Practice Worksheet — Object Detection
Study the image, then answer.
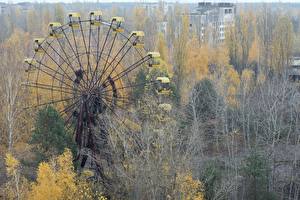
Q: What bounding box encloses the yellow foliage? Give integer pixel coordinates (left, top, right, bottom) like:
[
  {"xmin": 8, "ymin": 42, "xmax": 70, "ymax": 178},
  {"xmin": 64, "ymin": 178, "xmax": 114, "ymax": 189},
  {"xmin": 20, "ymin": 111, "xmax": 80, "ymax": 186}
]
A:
[
  {"xmin": 241, "ymin": 68, "xmax": 255, "ymax": 93},
  {"xmin": 157, "ymin": 33, "xmax": 169, "ymax": 64},
  {"xmin": 177, "ymin": 172, "xmax": 205, "ymax": 200},
  {"xmin": 226, "ymin": 11, "xmax": 255, "ymax": 68},
  {"xmin": 4, "ymin": 153, "xmax": 29, "ymax": 200},
  {"xmin": 30, "ymin": 162, "xmax": 62, "ymax": 200},
  {"xmin": 29, "ymin": 149, "xmax": 107, "ymax": 200},
  {"xmin": 227, "ymin": 85, "xmax": 237, "ymax": 96},
  {"xmin": 225, "ymin": 24, "xmax": 241, "ymax": 65},
  {"xmin": 156, "ymin": 32, "xmax": 173, "ymax": 75},
  {"xmin": 76, "ymin": 178, "xmax": 99, "ymax": 200},
  {"xmin": 185, "ymin": 36, "xmax": 209, "ymax": 81},
  {"xmin": 75, "ymin": 170, "xmax": 107, "ymax": 200},
  {"xmin": 56, "ymin": 149, "xmax": 77, "ymax": 193},
  {"xmin": 271, "ymin": 15, "xmax": 294, "ymax": 73},
  {"xmin": 29, "ymin": 149, "xmax": 76, "ymax": 200},
  {"xmin": 241, "ymin": 69, "xmax": 254, "ymax": 83},
  {"xmin": 5, "ymin": 153, "xmax": 20, "ymax": 176},
  {"xmin": 225, "ymin": 66, "xmax": 240, "ymax": 107},
  {"xmin": 209, "ymin": 44, "xmax": 230, "ymax": 68},
  {"xmin": 214, "ymin": 66, "xmax": 240, "ymax": 107},
  {"xmin": 181, "ymin": 36, "xmax": 210, "ymax": 103},
  {"xmin": 248, "ymin": 36, "xmax": 259, "ymax": 64}
]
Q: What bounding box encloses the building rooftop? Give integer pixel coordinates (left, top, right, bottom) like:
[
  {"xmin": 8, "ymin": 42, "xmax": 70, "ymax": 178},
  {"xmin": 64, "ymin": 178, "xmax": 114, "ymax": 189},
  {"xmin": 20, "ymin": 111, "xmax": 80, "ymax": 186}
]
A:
[
  {"xmin": 197, "ymin": 2, "xmax": 234, "ymax": 7},
  {"xmin": 193, "ymin": 2, "xmax": 235, "ymax": 15}
]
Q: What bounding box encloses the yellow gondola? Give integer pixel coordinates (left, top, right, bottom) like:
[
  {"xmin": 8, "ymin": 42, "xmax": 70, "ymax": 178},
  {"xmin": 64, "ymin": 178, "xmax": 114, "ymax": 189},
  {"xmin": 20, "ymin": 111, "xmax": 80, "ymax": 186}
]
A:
[
  {"xmin": 111, "ymin": 17, "xmax": 124, "ymax": 33},
  {"xmin": 34, "ymin": 38, "xmax": 45, "ymax": 53},
  {"xmin": 156, "ymin": 77, "xmax": 171, "ymax": 95},
  {"xmin": 24, "ymin": 58, "xmax": 36, "ymax": 72},
  {"xmin": 131, "ymin": 31, "xmax": 145, "ymax": 48},
  {"xmin": 68, "ymin": 12, "xmax": 81, "ymax": 29},
  {"xmin": 49, "ymin": 22, "xmax": 63, "ymax": 38},
  {"xmin": 90, "ymin": 11, "xmax": 102, "ymax": 26},
  {"xmin": 147, "ymin": 52, "xmax": 160, "ymax": 67}
]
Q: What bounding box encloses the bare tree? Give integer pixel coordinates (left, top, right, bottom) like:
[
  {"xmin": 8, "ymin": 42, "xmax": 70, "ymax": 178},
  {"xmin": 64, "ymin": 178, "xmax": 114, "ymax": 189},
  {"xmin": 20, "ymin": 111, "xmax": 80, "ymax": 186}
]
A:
[{"xmin": 0, "ymin": 29, "xmax": 30, "ymax": 151}]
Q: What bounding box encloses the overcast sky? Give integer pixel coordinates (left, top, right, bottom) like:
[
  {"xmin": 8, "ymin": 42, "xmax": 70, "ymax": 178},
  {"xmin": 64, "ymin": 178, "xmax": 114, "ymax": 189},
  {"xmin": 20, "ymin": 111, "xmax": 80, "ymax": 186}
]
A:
[{"xmin": 1, "ymin": 0, "xmax": 300, "ymax": 3}]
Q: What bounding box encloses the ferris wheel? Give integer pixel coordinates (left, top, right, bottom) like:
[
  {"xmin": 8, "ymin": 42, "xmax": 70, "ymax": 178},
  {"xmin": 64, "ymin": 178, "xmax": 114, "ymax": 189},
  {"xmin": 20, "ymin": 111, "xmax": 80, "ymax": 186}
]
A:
[{"xmin": 23, "ymin": 11, "xmax": 172, "ymax": 176}]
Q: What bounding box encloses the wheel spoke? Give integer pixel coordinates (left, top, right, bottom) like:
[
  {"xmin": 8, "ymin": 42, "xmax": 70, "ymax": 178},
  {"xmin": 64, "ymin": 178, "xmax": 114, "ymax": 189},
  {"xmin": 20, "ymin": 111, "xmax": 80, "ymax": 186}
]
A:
[
  {"xmin": 99, "ymin": 98, "xmax": 143, "ymax": 150},
  {"xmin": 90, "ymin": 21, "xmax": 113, "ymax": 89},
  {"xmin": 25, "ymin": 18, "xmax": 151, "ymax": 154},
  {"xmin": 31, "ymin": 60, "xmax": 75, "ymax": 89},
  {"xmin": 47, "ymin": 28, "xmax": 85, "ymax": 91},
  {"xmin": 100, "ymin": 35, "xmax": 135, "ymax": 81},
  {"xmin": 59, "ymin": 97, "xmax": 81, "ymax": 114},
  {"xmin": 94, "ymin": 43, "xmax": 132, "ymax": 89},
  {"xmin": 102, "ymin": 80, "xmax": 154, "ymax": 94},
  {"xmin": 79, "ymin": 18, "xmax": 91, "ymax": 83},
  {"xmin": 40, "ymin": 42, "xmax": 75, "ymax": 84},
  {"xmin": 87, "ymin": 16, "xmax": 93, "ymax": 84},
  {"xmin": 97, "ymin": 33, "xmax": 118, "ymax": 86},
  {"xmin": 23, "ymin": 82, "xmax": 74, "ymax": 95},
  {"xmin": 61, "ymin": 26, "xmax": 89, "ymax": 88},
  {"xmin": 102, "ymin": 55, "xmax": 151, "ymax": 86},
  {"xmin": 24, "ymin": 96, "xmax": 78, "ymax": 110}
]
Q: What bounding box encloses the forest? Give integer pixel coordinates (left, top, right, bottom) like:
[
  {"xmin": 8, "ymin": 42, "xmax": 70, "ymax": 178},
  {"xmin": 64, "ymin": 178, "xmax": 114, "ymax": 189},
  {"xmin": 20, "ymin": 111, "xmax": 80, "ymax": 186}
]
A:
[{"xmin": 0, "ymin": 1, "xmax": 300, "ymax": 200}]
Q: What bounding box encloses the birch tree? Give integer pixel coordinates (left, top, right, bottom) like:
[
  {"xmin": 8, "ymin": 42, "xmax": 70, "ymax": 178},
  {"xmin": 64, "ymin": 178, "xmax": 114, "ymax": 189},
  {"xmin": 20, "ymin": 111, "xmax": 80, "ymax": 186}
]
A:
[{"xmin": 0, "ymin": 29, "xmax": 30, "ymax": 151}]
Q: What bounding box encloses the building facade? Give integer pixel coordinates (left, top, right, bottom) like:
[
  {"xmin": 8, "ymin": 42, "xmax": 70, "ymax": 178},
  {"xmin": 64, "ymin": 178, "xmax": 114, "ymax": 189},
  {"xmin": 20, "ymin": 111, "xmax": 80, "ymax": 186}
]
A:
[
  {"xmin": 189, "ymin": 2, "xmax": 236, "ymax": 44},
  {"xmin": 0, "ymin": 3, "xmax": 6, "ymax": 15},
  {"xmin": 288, "ymin": 57, "xmax": 300, "ymax": 82}
]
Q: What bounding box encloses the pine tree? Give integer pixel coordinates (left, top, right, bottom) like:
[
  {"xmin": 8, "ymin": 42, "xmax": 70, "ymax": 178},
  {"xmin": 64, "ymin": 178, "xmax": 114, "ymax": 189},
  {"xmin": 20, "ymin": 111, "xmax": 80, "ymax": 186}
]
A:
[{"xmin": 30, "ymin": 106, "xmax": 76, "ymax": 161}]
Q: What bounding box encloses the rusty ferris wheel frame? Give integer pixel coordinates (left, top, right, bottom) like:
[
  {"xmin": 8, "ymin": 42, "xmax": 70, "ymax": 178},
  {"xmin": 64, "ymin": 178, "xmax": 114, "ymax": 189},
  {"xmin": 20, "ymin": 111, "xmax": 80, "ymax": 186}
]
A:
[{"xmin": 23, "ymin": 11, "xmax": 166, "ymax": 182}]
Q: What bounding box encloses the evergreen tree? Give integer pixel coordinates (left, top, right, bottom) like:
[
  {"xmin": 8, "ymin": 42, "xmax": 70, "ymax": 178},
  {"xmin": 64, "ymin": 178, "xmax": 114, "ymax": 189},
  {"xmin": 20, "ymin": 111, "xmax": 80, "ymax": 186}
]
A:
[
  {"xmin": 187, "ymin": 79, "xmax": 218, "ymax": 123},
  {"xmin": 242, "ymin": 151, "xmax": 277, "ymax": 200},
  {"xmin": 200, "ymin": 161, "xmax": 222, "ymax": 200},
  {"xmin": 31, "ymin": 106, "xmax": 76, "ymax": 161}
]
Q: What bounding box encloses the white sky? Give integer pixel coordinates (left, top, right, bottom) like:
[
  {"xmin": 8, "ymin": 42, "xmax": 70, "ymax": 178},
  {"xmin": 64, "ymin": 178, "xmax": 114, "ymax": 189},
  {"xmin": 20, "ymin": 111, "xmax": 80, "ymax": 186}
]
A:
[{"xmin": 1, "ymin": 0, "xmax": 300, "ymax": 3}]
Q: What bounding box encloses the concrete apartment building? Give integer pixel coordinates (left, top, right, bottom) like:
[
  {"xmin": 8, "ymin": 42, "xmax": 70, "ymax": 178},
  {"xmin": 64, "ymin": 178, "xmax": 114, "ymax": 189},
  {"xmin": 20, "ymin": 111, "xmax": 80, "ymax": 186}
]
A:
[
  {"xmin": 0, "ymin": 3, "xmax": 6, "ymax": 15},
  {"xmin": 140, "ymin": 1, "xmax": 171, "ymax": 35},
  {"xmin": 288, "ymin": 57, "xmax": 300, "ymax": 82},
  {"xmin": 189, "ymin": 2, "xmax": 236, "ymax": 44}
]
